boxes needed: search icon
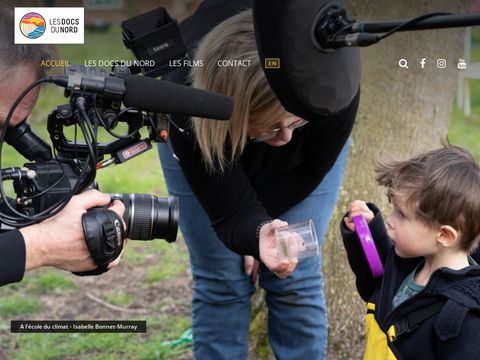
[398,59,409,69]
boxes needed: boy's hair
[376,146,480,252]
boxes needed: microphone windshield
[124,75,233,120]
[253,0,360,118]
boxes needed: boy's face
[385,195,440,258]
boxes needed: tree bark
[250,1,468,359]
[324,1,467,358]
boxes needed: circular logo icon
[20,12,46,39]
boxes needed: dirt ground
[44,263,191,322]
[1,235,364,359]
[0,238,193,360]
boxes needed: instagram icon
[437,59,447,68]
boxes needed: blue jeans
[158,142,349,360]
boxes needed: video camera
[0,7,233,274]
[5,64,179,239]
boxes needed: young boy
[341,146,480,359]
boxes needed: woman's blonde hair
[190,9,281,173]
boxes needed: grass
[30,271,78,294]
[448,28,480,158]
[449,106,480,160]
[104,291,135,307]
[122,242,152,265]
[0,26,190,360]
[145,261,187,284]
[144,242,189,284]
[4,315,190,360]
[2,22,480,360]
[0,295,43,316]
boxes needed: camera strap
[73,208,125,277]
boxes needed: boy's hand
[344,200,374,232]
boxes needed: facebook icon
[420,58,426,69]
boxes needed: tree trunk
[325,1,467,358]
[250,1,468,359]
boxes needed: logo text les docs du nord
[15,7,84,44]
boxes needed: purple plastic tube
[352,215,384,278]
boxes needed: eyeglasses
[249,118,309,143]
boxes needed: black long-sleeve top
[0,230,26,286]
[165,0,359,259]
[340,204,480,359]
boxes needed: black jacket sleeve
[340,203,392,301]
[164,0,358,258]
[163,0,265,259]
[0,230,26,286]
[257,90,359,217]
[169,122,271,260]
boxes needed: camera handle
[73,208,126,276]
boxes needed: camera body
[7,64,178,244]
[0,6,192,272]
[14,160,80,215]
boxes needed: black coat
[0,230,25,286]
[341,204,480,359]
[164,0,359,259]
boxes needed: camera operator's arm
[0,190,125,287]
[0,230,26,286]
[20,190,125,272]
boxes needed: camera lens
[111,193,178,242]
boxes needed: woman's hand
[343,200,374,232]
[244,255,260,284]
[259,219,298,279]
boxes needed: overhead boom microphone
[313,2,480,51]
[253,0,360,117]
[253,0,480,116]
[353,13,480,34]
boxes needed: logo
[458,59,467,70]
[437,59,447,69]
[19,12,46,39]
[15,8,84,44]
[265,58,280,69]
[114,220,122,246]
[420,58,426,69]
[122,142,149,159]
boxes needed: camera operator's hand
[259,219,298,279]
[19,189,126,272]
[344,200,374,232]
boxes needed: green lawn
[448,27,480,158]
[0,27,191,360]
[1,24,480,360]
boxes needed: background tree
[250,1,468,358]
